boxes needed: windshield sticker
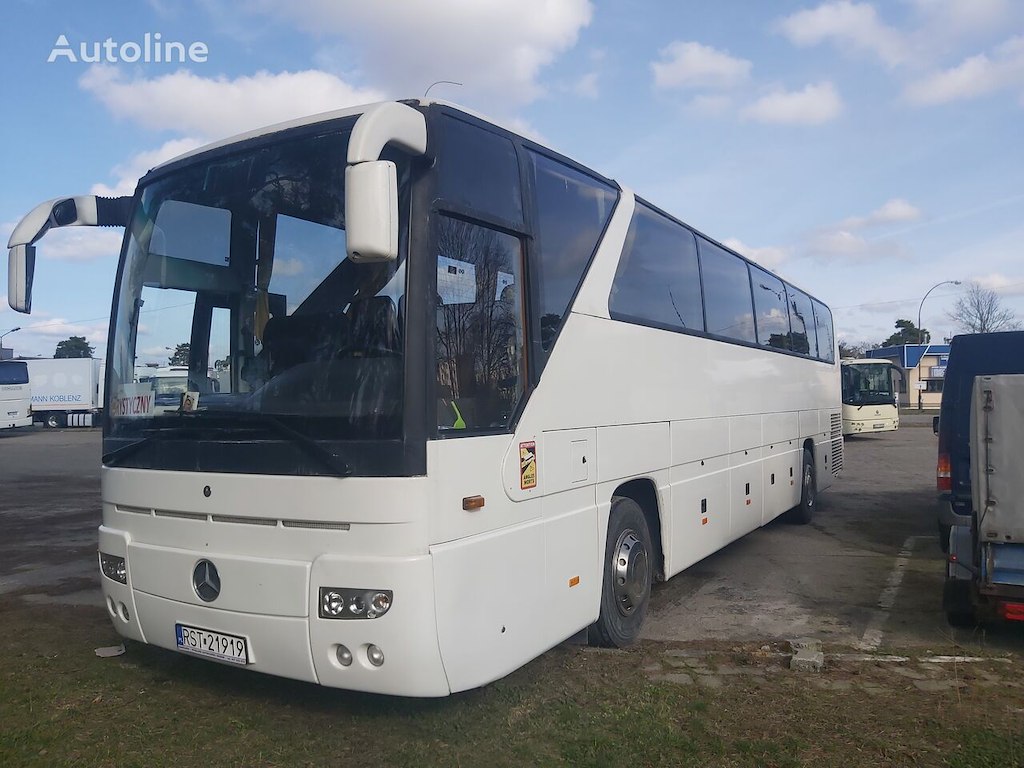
[495,270,515,301]
[520,441,537,490]
[437,255,476,305]
[181,391,200,412]
[112,383,155,419]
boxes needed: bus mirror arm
[6,195,131,313]
[344,102,426,264]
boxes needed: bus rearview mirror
[8,243,36,313]
[345,160,398,263]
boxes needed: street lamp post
[0,326,21,359]
[916,280,961,410]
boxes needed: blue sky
[2,0,1023,360]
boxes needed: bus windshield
[106,125,411,475]
[842,362,895,406]
[0,361,29,385]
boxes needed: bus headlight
[319,588,393,619]
[99,552,127,584]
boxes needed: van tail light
[937,453,951,492]
[999,602,1024,622]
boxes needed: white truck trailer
[945,373,1024,625]
[25,358,104,428]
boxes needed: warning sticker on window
[520,441,537,490]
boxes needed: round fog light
[366,644,384,667]
[335,645,353,667]
[118,603,130,622]
[370,591,392,616]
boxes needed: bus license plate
[175,623,249,665]
[873,423,885,430]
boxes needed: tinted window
[786,285,817,356]
[436,217,526,433]
[0,362,29,385]
[529,151,617,349]
[812,299,835,362]
[437,115,523,226]
[610,204,703,332]
[750,266,791,350]
[699,238,755,343]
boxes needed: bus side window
[812,299,835,362]
[698,238,756,344]
[609,203,703,333]
[436,217,526,433]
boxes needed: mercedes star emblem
[192,559,221,602]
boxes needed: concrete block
[790,650,825,672]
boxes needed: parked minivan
[935,331,1024,551]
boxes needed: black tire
[785,449,816,524]
[938,522,951,554]
[943,578,977,628]
[45,412,64,429]
[589,496,652,648]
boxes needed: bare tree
[947,283,1020,334]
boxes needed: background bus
[6,99,842,696]
[841,358,899,435]
[0,360,32,430]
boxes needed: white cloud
[651,41,752,90]
[908,0,1014,39]
[722,238,789,270]
[91,137,206,197]
[776,1,907,67]
[741,82,843,125]
[904,36,1024,105]
[804,198,923,262]
[250,0,593,109]
[0,219,120,263]
[79,66,385,140]
[35,228,123,263]
[840,198,922,229]
[972,273,1024,297]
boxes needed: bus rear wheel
[589,496,652,648]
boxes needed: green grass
[2,599,1023,767]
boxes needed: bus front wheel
[589,496,652,648]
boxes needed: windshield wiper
[104,412,353,477]
[183,409,353,477]
[102,426,196,467]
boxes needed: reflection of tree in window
[436,218,525,430]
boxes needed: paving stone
[696,676,724,689]
[650,672,694,686]
[892,667,929,680]
[913,679,965,692]
[714,665,764,677]
[812,679,854,691]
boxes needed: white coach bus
[0,360,32,430]
[7,100,842,696]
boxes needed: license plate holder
[175,623,249,665]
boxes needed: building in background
[867,344,950,409]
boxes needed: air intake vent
[830,412,844,476]
[115,505,349,531]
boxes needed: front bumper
[98,526,450,697]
